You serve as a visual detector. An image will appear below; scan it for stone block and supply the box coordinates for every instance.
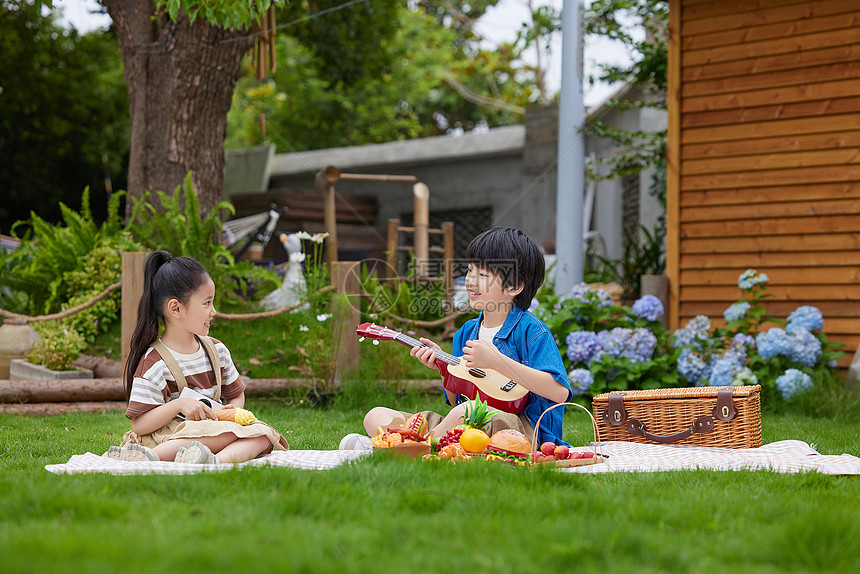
[9,359,94,380]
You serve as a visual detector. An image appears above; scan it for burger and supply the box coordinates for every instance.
[484,429,532,465]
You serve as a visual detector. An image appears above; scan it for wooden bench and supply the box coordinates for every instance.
[230,188,384,261]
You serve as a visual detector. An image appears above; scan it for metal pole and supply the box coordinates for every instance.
[555,0,586,296]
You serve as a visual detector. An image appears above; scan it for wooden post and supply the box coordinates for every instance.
[315,172,339,264]
[387,218,400,276]
[413,182,430,278]
[121,252,147,376]
[330,261,361,381]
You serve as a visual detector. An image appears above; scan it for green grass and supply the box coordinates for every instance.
[1,386,858,573]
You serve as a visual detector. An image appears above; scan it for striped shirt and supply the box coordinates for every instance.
[126,337,245,420]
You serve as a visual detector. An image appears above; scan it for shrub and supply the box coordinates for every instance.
[27,322,86,371]
[537,269,844,409]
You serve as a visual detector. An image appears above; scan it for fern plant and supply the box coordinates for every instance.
[2,188,137,314]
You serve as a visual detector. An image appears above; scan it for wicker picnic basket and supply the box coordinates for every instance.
[591,385,762,449]
[529,402,604,468]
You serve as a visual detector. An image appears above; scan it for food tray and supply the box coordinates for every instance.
[529,402,604,468]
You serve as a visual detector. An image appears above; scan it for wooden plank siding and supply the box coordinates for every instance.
[668,0,860,366]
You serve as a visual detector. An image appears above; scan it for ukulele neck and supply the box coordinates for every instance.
[391,332,461,366]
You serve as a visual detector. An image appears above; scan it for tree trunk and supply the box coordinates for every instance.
[104,1,253,219]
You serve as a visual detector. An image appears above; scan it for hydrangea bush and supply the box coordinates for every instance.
[536,269,844,405]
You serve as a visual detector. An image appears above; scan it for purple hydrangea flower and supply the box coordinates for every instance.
[568,368,594,396]
[787,305,824,332]
[633,295,664,321]
[723,301,750,323]
[566,331,600,364]
[678,348,710,384]
[775,369,813,399]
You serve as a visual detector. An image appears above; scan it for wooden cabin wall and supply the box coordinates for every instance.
[668,0,860,366]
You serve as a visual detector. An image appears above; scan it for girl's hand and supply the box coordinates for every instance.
[410,337,441,371]
[176,398,216,421]
[462,339,501,370]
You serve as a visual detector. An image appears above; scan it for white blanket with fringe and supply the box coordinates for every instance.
[45,449,370,475]
[557,440,860,475]
[44,440,860,476]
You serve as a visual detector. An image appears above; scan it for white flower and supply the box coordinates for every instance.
[299,325,309,332]
[310,232,329,244]
[295,231,312,240]
[316,313,331,322]
[289,252,306,263]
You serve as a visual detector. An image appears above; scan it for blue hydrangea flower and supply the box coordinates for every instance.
[723,301,750,323]
[528,297,540,313]
[633,295,664,321]
[566,331,600,364]
[755,328,792,359]
[686,315,711,339]
[775,369,813,399]
[732,333,755,348]
[738,269,769,290]
[678,348,710,384]
[708,357,737,386]
[630,328,657,362]
[568,368,594,396]
[787,305,824,332]
[786,326,822,367]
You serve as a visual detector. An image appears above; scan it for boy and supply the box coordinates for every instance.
[345,227,571,449]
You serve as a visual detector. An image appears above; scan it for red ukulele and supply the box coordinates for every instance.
[356,322,530,414]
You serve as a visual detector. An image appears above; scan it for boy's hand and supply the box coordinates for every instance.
[411,337,441,371]
[462,339,502,370]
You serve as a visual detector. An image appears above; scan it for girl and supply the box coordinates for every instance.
[105,251,288,464]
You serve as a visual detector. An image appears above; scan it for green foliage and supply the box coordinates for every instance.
[595,223,666,298]
[584,0,668,179]
[227,3,533,152]
[0,3,128,234]
[27,321,86,371]
[63,244,124,343]
[126,172,279,307]
[2,188,138,315]
[154,0,274,28]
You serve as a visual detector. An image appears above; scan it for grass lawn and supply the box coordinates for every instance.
[1,385,858,574]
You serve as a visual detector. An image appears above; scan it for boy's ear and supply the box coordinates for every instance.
[505,283,525,297]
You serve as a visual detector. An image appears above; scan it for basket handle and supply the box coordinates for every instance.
[625,415,714,443]
[531,402,603,458]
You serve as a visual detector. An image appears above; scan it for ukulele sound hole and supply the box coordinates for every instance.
[467,368,487,379]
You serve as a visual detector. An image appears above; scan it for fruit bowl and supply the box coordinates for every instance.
[373,442,431,460]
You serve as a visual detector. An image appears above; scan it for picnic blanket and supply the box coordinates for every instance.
[558,440,860,475]
[44,440,859,476]
[45,449,370,475]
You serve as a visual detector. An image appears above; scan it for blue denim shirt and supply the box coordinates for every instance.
[450,306,572,445]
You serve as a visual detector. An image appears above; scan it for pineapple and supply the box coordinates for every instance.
[455,398,495,431]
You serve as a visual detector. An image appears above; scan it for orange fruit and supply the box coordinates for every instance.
[459,428,490,453]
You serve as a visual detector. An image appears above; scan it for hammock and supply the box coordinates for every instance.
[222,204,287,258]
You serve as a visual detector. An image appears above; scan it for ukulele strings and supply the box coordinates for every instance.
[390,331,521,390]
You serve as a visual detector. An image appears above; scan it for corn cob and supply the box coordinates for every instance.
[215,408,257,425]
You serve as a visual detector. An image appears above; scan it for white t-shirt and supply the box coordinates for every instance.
[478,321,502,346]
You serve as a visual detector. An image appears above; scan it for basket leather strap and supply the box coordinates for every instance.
[626,415,715,443]
[713,388,737,421]
[603,392,628,426]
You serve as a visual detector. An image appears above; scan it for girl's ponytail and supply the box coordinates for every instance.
[123,251,209,398]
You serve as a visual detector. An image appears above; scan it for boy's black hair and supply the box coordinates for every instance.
[466,227,545,310]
